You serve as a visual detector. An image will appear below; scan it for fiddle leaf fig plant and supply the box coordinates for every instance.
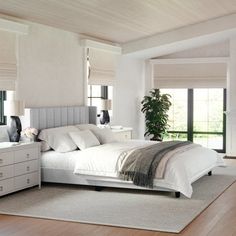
[141,89,171,141]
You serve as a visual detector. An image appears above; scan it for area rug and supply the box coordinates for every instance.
[0,166,235,233]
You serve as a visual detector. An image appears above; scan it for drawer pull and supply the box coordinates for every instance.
[26,154,30,158]
[0,172,3,177]
[0,186,3,191]
[27,166,30,171]
[27,179,30,184]
[0,159,2,164]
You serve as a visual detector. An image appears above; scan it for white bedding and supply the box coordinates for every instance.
[73,140,225,198]
[41,150,79,170]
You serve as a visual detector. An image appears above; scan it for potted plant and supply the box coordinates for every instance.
[141,89,171,141]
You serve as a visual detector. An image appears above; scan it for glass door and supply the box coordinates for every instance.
[162,89,188,141]
[161,88,226,152]
[193,88,226,152]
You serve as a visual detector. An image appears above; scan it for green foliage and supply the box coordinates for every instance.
[141,89,171,141]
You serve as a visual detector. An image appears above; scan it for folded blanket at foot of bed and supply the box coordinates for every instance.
[119,141,197,188]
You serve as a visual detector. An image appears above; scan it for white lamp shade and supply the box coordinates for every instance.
[4,100,25,116]
[100,99,111,110]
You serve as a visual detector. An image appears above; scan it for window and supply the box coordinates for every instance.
[193,89,226,151]
[162,88,226,152]
[163,89,188,141]
[0,91,6,125]
[87,85,113,115]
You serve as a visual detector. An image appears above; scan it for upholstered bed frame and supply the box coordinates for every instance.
[21,106,97,130]
[22,106,212,198]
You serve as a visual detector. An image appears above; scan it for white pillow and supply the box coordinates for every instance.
[75,124,98,131]
[69,130,100,150]
[40,141,51,152]
[0,126,9,142]
[38,126,78,153]
[90,128,117,144]
[76,124,116,144]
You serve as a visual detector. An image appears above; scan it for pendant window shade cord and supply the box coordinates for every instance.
[87,48,91,79]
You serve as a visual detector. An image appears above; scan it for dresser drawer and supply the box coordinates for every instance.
[14,172,39,190]
[0,178,14,196]
[0,165,14,181]
[14,160,39,176]
[14,148,38,163]
[0,152,14,167]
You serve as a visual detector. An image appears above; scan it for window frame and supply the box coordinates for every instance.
[88,85,109,117]
[165,88,226,153]
[88,85,108,106]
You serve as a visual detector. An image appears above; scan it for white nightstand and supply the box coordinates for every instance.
[0,142,41,197]
[111,127,133,141]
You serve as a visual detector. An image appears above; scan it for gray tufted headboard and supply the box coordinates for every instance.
[21,106,97,130]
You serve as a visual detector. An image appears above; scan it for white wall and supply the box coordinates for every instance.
[112,56,145,139]
[227,38,236,156]
[16,22,84,107]
[12,21,147,139]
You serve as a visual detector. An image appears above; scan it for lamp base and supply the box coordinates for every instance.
[8,116,22,142]
[100,110,110,125]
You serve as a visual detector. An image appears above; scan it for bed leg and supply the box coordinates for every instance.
[95,186,104,191]
[208,171,212,176]
[175,192,180,198]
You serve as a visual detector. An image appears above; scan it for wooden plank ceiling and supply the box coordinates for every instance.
[0,0,236,43]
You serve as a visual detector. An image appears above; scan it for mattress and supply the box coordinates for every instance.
[41,150,80,170]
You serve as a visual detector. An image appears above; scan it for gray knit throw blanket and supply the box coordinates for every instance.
[120,141,192,188]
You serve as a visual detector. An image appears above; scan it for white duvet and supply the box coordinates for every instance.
[74,140,224,198]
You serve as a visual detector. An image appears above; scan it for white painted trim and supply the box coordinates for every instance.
[83,48,88,106]
[154,76,226,80]
[80,39,121,54]
[0,18,29,35]
[224,110,236,115]
[122,13,236,58]
[150,57,229,65]
[144,60,154,95]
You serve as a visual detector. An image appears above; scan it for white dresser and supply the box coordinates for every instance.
[111,127,133,141]
[0,142,40,197]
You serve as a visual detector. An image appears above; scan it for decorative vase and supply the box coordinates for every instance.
[100,110,110,125]
[8,116,22,142]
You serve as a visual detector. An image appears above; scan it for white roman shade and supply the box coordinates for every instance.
[88,48,116,86]
[0,30,17,91]
[153,63,227,89]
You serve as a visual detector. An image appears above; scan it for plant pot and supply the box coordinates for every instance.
[150,137,162,142]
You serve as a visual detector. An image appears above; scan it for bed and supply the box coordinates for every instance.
[22,106,224,198]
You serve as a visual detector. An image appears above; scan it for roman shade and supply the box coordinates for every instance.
[153,63,227,89]
[88,48,116,86]
[0,30,17,91]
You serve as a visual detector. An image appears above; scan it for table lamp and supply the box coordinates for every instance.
[100,99,111,125]
[4,100,25,142]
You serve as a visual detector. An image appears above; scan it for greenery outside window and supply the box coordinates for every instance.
[162,88,226,152]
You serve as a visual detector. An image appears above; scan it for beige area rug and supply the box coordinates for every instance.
[0,166,235,233]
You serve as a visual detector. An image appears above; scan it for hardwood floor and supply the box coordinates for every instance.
[0,160,236,236]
